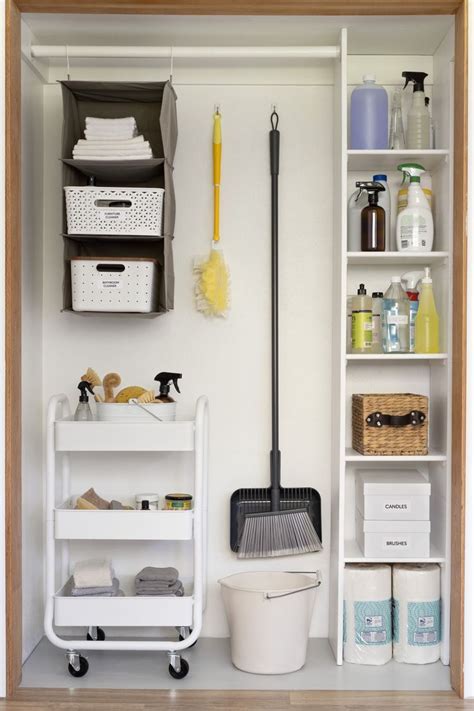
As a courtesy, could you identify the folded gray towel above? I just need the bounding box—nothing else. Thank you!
[136,580,184,597]
[109,500,133,510]
[135,579,183,593]
[135,566,179,584]
[66,576,121,597]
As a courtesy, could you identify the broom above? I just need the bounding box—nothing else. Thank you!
[231,111,322,559]
[194,109,230,317]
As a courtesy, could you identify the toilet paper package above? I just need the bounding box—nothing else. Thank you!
[393,563,441,664]
[343,564,392,665]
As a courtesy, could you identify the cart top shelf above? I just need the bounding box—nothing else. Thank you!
[54,417,196,452]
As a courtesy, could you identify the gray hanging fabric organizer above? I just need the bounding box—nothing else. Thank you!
[60,80,178,315]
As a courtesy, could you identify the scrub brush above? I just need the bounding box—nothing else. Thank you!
[103,372,121,403]
[194,110,230,317]
[137,390,156,404]
[81,368,102,388]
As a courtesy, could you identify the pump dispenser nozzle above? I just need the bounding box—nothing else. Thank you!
[402,71,428,92]
[154,372,182,402]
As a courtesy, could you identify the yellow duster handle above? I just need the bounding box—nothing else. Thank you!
[213,112,221,243]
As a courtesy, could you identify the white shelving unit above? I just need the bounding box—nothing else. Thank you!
[44,394,209,679]
[329,29,453,668]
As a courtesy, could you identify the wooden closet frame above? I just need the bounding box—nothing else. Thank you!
[4,0,468,700]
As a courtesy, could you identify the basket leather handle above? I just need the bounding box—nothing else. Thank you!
[366,410,426,428]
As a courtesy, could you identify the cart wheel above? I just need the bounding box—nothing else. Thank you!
[87,627,105,641]
[168,658,189,679]
[68,656,89,678]
[179,629,197,648]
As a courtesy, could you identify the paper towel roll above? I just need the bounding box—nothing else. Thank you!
[343,564,392,665]
[393,564,441,664]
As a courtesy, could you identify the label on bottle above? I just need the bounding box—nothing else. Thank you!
[409,302,419,352]
[387,314,408,325]
[354,600,392,646]
[352,311,373,351]
[399,215,429,250]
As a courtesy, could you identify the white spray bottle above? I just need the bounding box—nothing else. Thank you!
[396,163,434,252]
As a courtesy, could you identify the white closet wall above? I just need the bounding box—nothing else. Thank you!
[21,58,44,660]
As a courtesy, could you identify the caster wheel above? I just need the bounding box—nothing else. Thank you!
[179,629,197,648]
[87,627,105,641]
[168,658,189,679]
[68,656,89,678]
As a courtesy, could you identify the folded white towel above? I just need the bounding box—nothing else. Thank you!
[85,129,138,140]
[76,136,145,147]
[73,558,113,589]
[86,116,137,130]
[73,142,151,154]
[73,154,153,161]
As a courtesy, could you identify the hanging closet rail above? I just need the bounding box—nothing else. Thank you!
[30,45,340,60]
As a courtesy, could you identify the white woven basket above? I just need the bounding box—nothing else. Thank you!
[65,186,164,236]
[71,257,159,313]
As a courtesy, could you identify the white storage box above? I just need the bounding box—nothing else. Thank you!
[356,470,431,521]
[65,186,165,236]
[356,510,431,558]
[97,401,176,422]
[71,257,159,313]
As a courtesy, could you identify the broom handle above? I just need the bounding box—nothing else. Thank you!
[270,110,281,509]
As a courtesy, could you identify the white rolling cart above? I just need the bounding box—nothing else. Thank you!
[44,394,209,679]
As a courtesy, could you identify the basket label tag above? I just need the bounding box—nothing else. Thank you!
[99,210,126,222]
[98,276,123,290]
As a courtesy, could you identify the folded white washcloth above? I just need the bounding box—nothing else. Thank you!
[73,142,151,154]
[73,558,114,589]
[76,136,145,147]
[73,153,153,161]
[86,116,137,130]
[85,130,138,140]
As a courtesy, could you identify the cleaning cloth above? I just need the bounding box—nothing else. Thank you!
[75,136,145,146]
[135,580,184,597]
[73,558,114,589]
[86,116,137,130]
[67,577,122,597]
[135,566,179,583]
[134,566,184,596]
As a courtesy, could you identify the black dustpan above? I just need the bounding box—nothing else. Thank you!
[229,111,322,557]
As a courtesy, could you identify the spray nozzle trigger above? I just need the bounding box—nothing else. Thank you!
[78,380,94,402]
[402,71,428,92]
[154,371,182,396]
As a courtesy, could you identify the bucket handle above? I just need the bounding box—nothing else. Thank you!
[264,571,322,600]
[128,398,163,421]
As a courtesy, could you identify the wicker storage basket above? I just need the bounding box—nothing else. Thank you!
[352,393,428,456]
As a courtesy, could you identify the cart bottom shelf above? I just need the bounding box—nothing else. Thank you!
[54,582,194,627]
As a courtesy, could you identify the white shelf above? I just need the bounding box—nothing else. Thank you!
[54,582,193,628]
[345,447,447,463]
[347,251,449,266]
[347,149,450,172]
[344,539,445,564]
[54,499,193,541]
[54,417,195,452]
[346,353,448,361]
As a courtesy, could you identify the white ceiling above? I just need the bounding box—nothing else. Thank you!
[23,14,453,56]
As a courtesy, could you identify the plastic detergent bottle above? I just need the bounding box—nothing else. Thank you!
[372,174,391,251]
[347,186,368,251]
[355,181,386,252]
[351,284,373,354]
[415,268,439,354]
[398,171,432,213]
[401,271,424,353]
[371,292,384,353]
[382,276,410,353]
[396,163,434,252]
[350,75,388,149]
[402,71,430,149]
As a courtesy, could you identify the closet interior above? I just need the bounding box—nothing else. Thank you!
[17,10,461,692]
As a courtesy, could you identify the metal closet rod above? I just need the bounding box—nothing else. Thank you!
[30,45,340,60]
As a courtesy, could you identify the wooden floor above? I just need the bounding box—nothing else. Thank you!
[2,689,474,710]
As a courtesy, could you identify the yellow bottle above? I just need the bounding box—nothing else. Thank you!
[415,267,439,353]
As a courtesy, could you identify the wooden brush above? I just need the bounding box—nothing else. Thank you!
[81,368,102,388]
[137,389,156,404]
[103,372,122,403]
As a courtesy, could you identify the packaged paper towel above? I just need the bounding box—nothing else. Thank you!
[343,564,392,665]
[393,563,441,664]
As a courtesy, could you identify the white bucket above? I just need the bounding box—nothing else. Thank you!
[96,401,176,422]
[219,571,320,674]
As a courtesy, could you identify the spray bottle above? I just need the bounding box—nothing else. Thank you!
[396,163,434,252]
[402,71,431,149]
[351,284,373,354]
[415,267,439,354]
[401,270,424,352]
[74,380,94,421]
[154,372,182,403]
[355,181,386,252]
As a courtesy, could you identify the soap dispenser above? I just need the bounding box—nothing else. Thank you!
[74,380,95,421]
[154,372,182,403]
